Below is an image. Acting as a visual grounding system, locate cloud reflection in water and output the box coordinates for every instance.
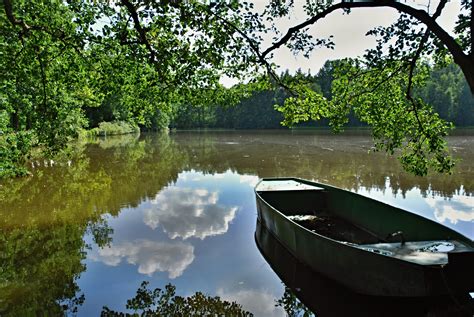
[143,187,238,240]
[90,239,194,278]
[425,195,474,224]
[217,288,285,317]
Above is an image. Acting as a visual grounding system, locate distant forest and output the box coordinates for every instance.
[170,60,474,129]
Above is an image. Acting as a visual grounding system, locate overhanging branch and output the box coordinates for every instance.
[406,0,447,132]
[120,0,156,63]
[262,0,474,94]
[209,7,295,94]
[3,0,30,32]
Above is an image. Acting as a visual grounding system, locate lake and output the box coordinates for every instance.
[1,130,473,316]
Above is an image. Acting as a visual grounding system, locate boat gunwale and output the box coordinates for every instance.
[254,177,474,267]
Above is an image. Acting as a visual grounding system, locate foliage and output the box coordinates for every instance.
[276,84,329,127]
[0,131,33,178]
[172,60,473,144]
[330,59,455,175]
[214,88,285,129]
[1,0,97,176]
[81,121,140,138]
[171,78,274,129]
[275,287,314,317]
[101,281,252,316]
[0,223,87,316]
[418,63,474,126]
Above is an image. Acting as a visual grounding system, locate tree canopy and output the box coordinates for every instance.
[1,0,473,176]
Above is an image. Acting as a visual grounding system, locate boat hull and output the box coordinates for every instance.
[255,178,474,297]
[255,221,474,315]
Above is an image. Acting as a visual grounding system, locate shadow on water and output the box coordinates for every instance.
[255,221,474,317]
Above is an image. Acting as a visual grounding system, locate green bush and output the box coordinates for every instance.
[79,121,140,139]
[0,132,34,178]
[97,121,140,135]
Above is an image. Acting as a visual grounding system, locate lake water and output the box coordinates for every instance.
[1,130,473,316]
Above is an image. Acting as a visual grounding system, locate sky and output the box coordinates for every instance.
[221,0,461,86]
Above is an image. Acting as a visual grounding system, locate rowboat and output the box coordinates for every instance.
[255,221,474,316]
[254,178,474,297]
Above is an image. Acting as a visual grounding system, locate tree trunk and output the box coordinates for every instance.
[457,55,474,96]
[11,111,19,131]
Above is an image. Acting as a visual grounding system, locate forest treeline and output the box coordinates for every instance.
[171,60,474,129]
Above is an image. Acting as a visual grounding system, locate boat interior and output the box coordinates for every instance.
[286,213,381,244]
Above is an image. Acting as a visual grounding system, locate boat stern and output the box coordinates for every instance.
[445,251,474,294]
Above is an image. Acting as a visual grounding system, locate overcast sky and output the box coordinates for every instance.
[221,0,460,86]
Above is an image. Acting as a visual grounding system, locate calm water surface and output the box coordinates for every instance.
[1,130,473,316]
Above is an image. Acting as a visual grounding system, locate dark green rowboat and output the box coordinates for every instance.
[255,177,474,297]
[255,221,474,316]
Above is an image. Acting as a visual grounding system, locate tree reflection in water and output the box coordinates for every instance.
[101,281,252,316]
[276,287,315,317]
[0,221,112,315]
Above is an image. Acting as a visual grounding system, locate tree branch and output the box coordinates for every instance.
[264,1,462,60]
[209,8,295,94]
[406,28,429,132]
[471,0,474,57]
[3,0,30,32]
[406,0,447,133]
[34,47,48,116]
[120,0,156,63]
[262,0,474,94]
[348,62,405,101]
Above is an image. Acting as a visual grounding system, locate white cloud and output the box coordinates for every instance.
[217,288,285,317]
[90,239,194,279]
[144,187,237,240]
[425,195,474,225]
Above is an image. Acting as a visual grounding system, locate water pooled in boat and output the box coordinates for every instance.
[418,241,455,253]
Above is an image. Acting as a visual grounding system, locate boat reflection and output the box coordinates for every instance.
[255,221,474,317]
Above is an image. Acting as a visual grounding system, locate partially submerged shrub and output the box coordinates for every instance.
[97,121,140,136]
